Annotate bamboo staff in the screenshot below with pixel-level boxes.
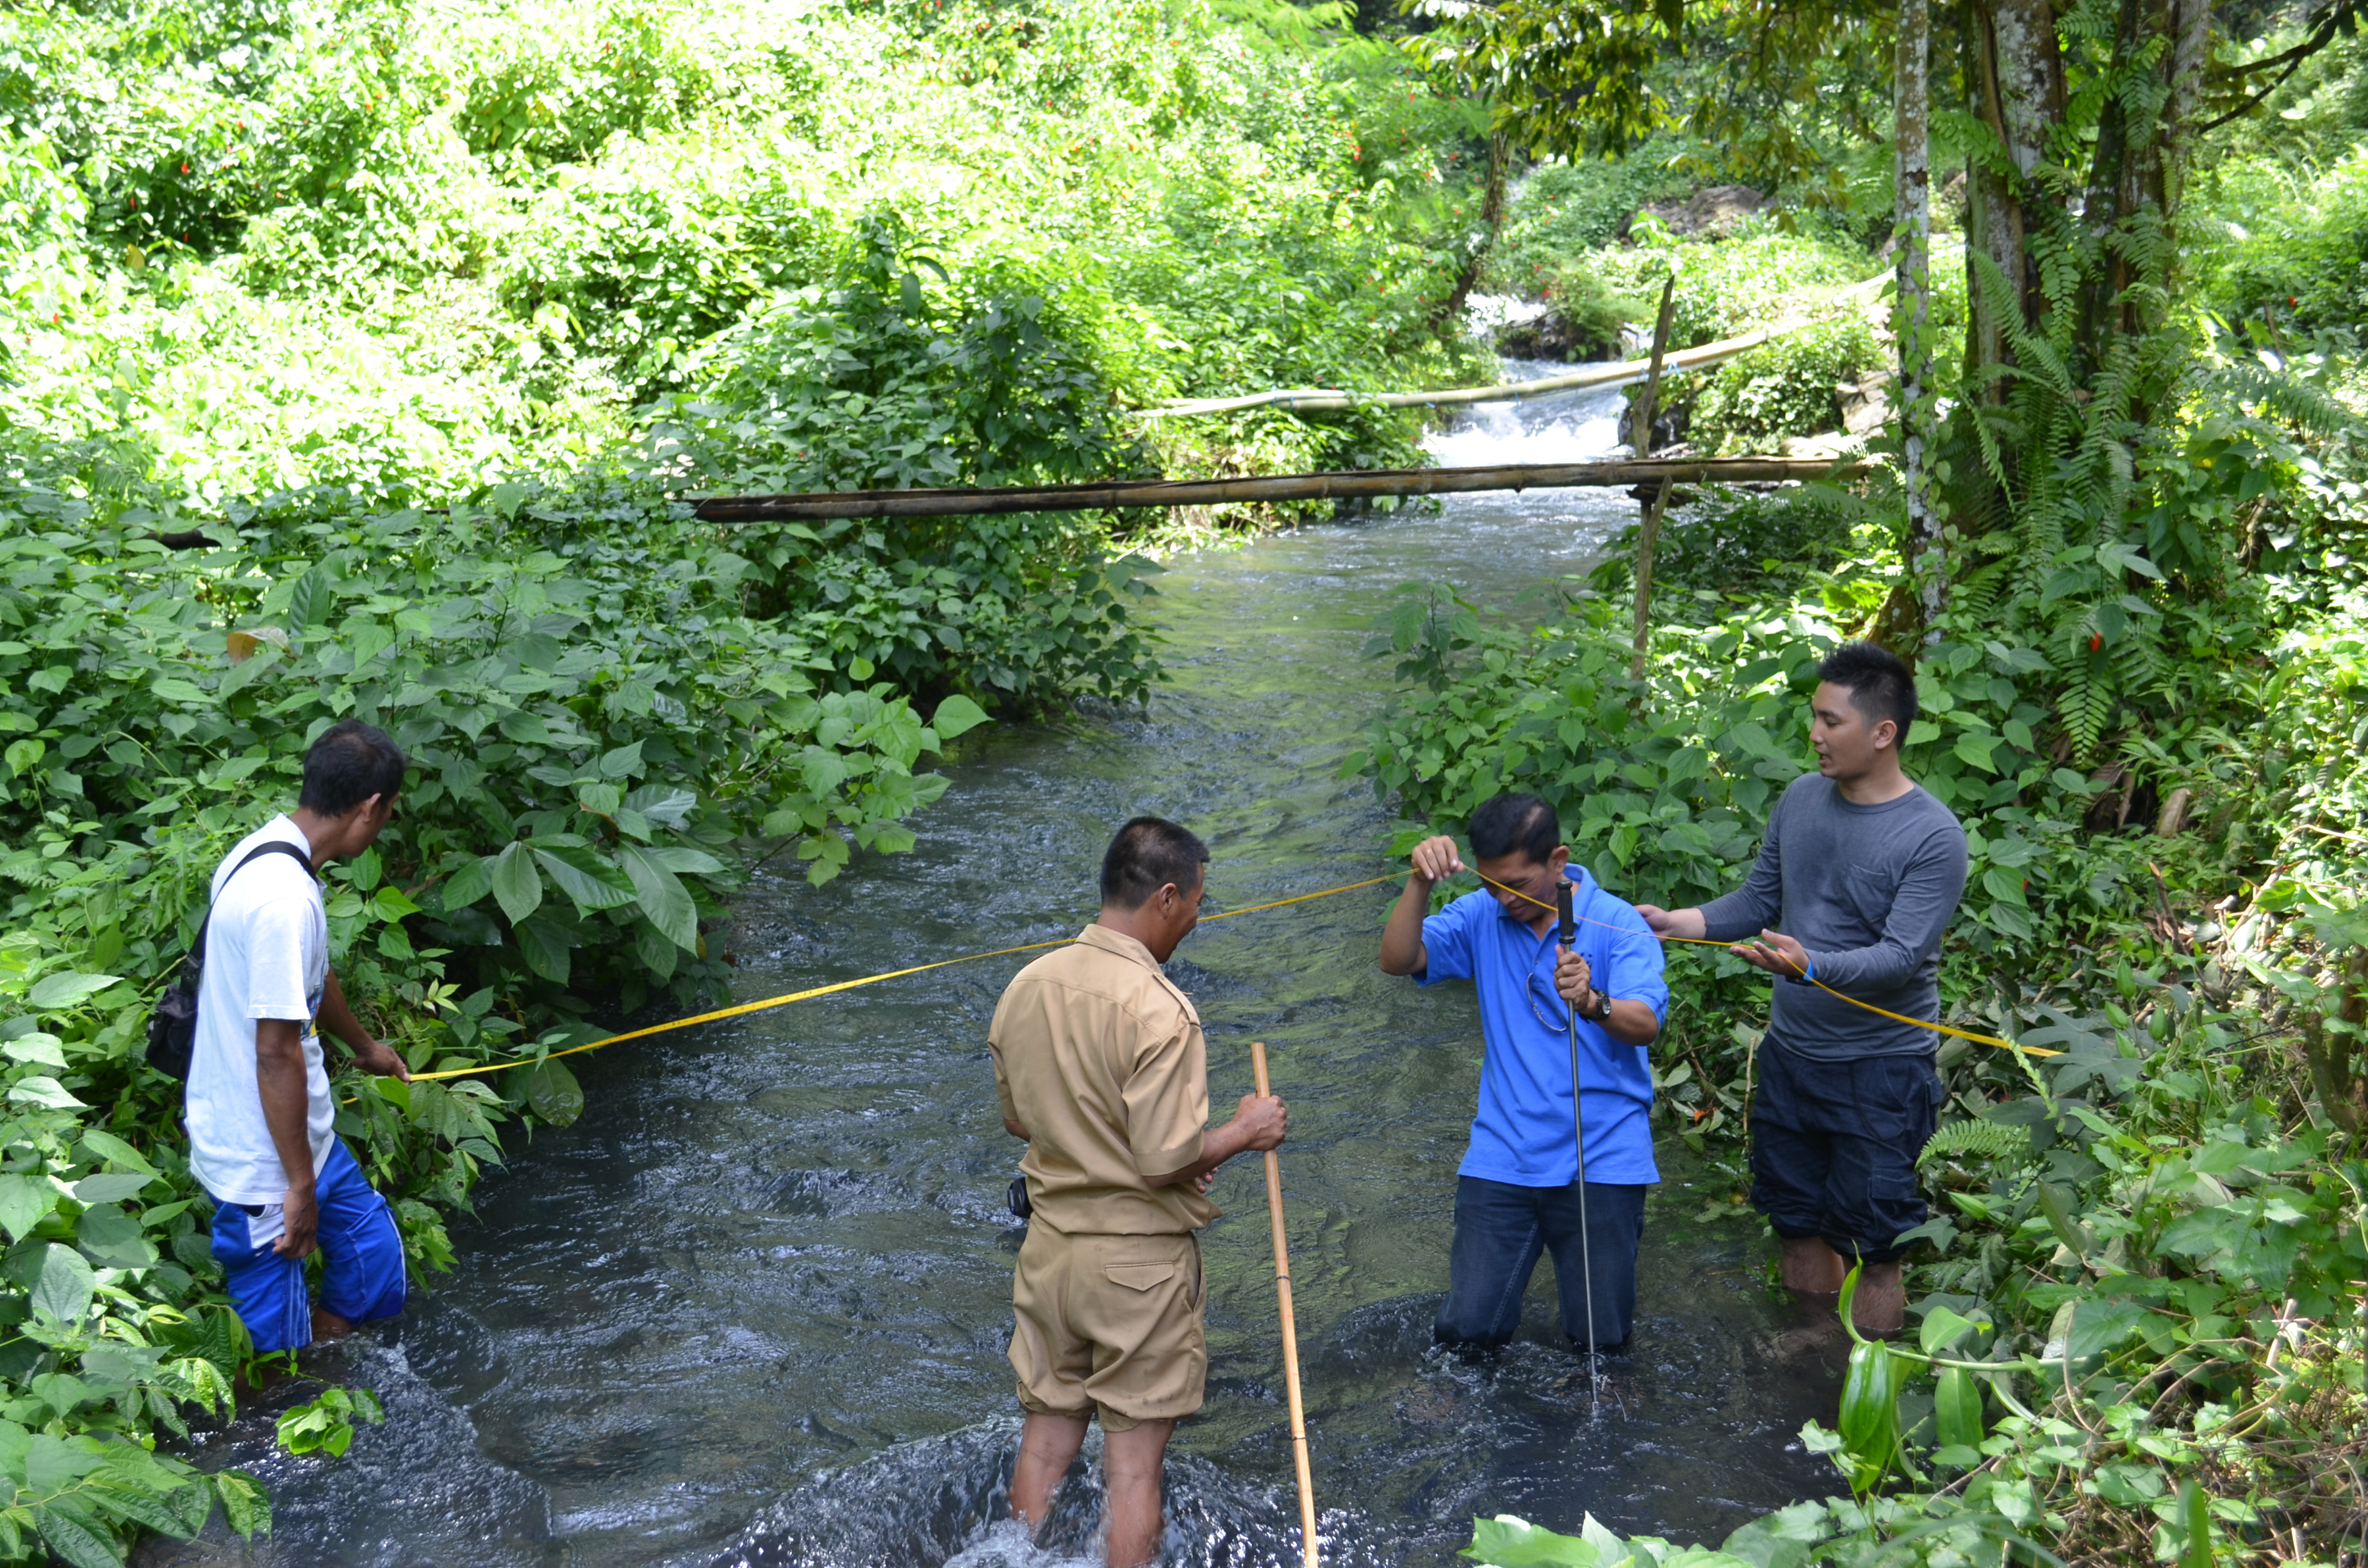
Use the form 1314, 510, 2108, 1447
1249, 1041, 1319, 1568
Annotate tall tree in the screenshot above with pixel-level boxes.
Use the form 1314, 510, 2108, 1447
1896, 0, 1941, 634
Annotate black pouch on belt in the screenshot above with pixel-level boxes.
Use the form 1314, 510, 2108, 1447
1007, 1175, 1032, 1221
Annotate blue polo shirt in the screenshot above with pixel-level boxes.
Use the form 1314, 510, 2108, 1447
1414, 865, 1668, 1186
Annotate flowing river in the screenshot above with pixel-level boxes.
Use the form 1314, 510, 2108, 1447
144, 373, 1846, 1568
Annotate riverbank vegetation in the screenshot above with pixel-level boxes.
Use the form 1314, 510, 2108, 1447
3, 0, 2364, 1560
1369, 1, 2368, 1564
0, 0, 1504, 1557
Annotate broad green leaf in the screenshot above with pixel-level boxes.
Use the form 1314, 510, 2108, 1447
2068, 1298, 2148, 1359
498, 709, 552, 745
441, 855, 495, 911
641, 845, 726, 876
618, 847, 698, 951
530, 843, 638, 912
79, 1480, 200, 1539
623, 784, 696, 826
634, 918, 679, 980
33, 1503, 119, 1568
1918, 1305, 1977, 1355
216, 1470, 272, 1538
8, 1077, 86, 1110
524, 1056, 584, 1127
0, 1174, 57, 1242
286, 564, 335, 630
1465, 1514, 1601, 1566
27, 972, 120, 1010
514, 913, 571, 983
931, 693, 991, 740
28, 1244, 94, 1325
71, 1204, 154, 1270
24, 1434, 106, 1492
598, 741, 644, 778
69, 1174, 151, 1205
3, 1035, 66, 1068
489, 842, 543, 924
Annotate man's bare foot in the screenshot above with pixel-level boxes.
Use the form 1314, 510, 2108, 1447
1848, 1262, 1905, 1337
311, 1307, 358, 1342
1779, 1236, 1846, 1295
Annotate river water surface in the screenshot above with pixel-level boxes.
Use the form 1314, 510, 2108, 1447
150, 375, 1846, 1568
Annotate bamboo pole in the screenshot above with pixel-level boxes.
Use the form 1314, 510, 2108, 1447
1629, 274, 1679, 683
1249, 1041, 1318, 1568
1131, 269, 1903, 420
693, 457, 1864, 523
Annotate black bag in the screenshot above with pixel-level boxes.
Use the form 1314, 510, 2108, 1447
145, 840, 315, 1081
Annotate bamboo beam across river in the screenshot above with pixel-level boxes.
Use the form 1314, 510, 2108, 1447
693, 456, 1865, 522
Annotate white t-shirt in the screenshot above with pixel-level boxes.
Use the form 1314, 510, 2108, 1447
186, 815, 333, 1205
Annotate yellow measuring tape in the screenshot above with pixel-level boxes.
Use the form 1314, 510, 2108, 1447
401, 865, 2040, 1086
1470, 871, 2051, 1057
407, 876, 1397, 1082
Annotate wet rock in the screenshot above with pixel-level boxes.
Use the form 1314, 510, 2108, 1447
1497, 312, 1596, 362
1623, 186, 1769, 240
1839, 371, 1891, 437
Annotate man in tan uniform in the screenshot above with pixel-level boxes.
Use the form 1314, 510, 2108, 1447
991, 817, 1288, 1568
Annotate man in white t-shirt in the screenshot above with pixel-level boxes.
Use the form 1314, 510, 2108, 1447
189, 719, 415, 1355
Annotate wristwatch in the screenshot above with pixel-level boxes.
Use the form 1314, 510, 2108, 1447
1584, 990, 1614, 1024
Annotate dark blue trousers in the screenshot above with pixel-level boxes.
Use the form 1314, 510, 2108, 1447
1748, 1043, 1942, 1265
1434, 1175, 1647, 1350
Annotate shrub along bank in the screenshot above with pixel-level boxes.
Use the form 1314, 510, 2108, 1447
0, 111, 1173, 1568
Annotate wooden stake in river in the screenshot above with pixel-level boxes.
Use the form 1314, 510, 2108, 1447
1250, 1041, 1319, 1568
1629, 272, 1679, 683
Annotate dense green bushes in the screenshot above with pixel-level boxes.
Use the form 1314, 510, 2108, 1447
3, 0, 1488, 511
1461, 977, 2366, 1568
0, 0, 1337, 1547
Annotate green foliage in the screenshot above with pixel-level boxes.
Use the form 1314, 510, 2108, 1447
274, 1385, 383, 1458
1463, 1510, 1756, 1568
1685, 314, 1877, 454
3, 0, 1489, 512
1756, 970, 2365, 1565
1486, 147, 1696, 284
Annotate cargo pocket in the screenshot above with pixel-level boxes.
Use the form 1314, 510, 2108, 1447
1104, 1262, 1178, 1293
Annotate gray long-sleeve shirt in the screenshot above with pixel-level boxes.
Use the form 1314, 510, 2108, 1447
1698, 772, 1969, 1060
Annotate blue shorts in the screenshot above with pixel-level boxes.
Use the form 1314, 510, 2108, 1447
209, 1137, 408, 1353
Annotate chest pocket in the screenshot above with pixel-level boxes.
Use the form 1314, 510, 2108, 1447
1841, 860, 1903, 931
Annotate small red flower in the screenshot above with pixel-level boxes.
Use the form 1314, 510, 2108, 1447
2089, 632, 2103, 651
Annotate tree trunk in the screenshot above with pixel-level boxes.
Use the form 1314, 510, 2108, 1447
1962, 0, 2064, 398
1896, 0, 1944, 637
1440, 131, 1509, 327
2078, 0, 2212, 357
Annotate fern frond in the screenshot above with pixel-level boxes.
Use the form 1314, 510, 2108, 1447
1918, 1119, 2032, 1167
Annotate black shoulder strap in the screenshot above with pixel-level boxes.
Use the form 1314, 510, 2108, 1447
189, 839, 317, 972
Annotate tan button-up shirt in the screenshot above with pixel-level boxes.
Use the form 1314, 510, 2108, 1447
989, 924, 1220, 1237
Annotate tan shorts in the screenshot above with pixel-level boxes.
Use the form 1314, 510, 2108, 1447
1008, 1225, 1205, 1431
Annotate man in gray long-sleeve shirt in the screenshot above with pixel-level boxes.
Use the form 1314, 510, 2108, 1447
1636, 642, 1966, 1335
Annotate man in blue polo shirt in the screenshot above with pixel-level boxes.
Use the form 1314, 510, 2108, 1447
1379, 792, 1668, 1351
